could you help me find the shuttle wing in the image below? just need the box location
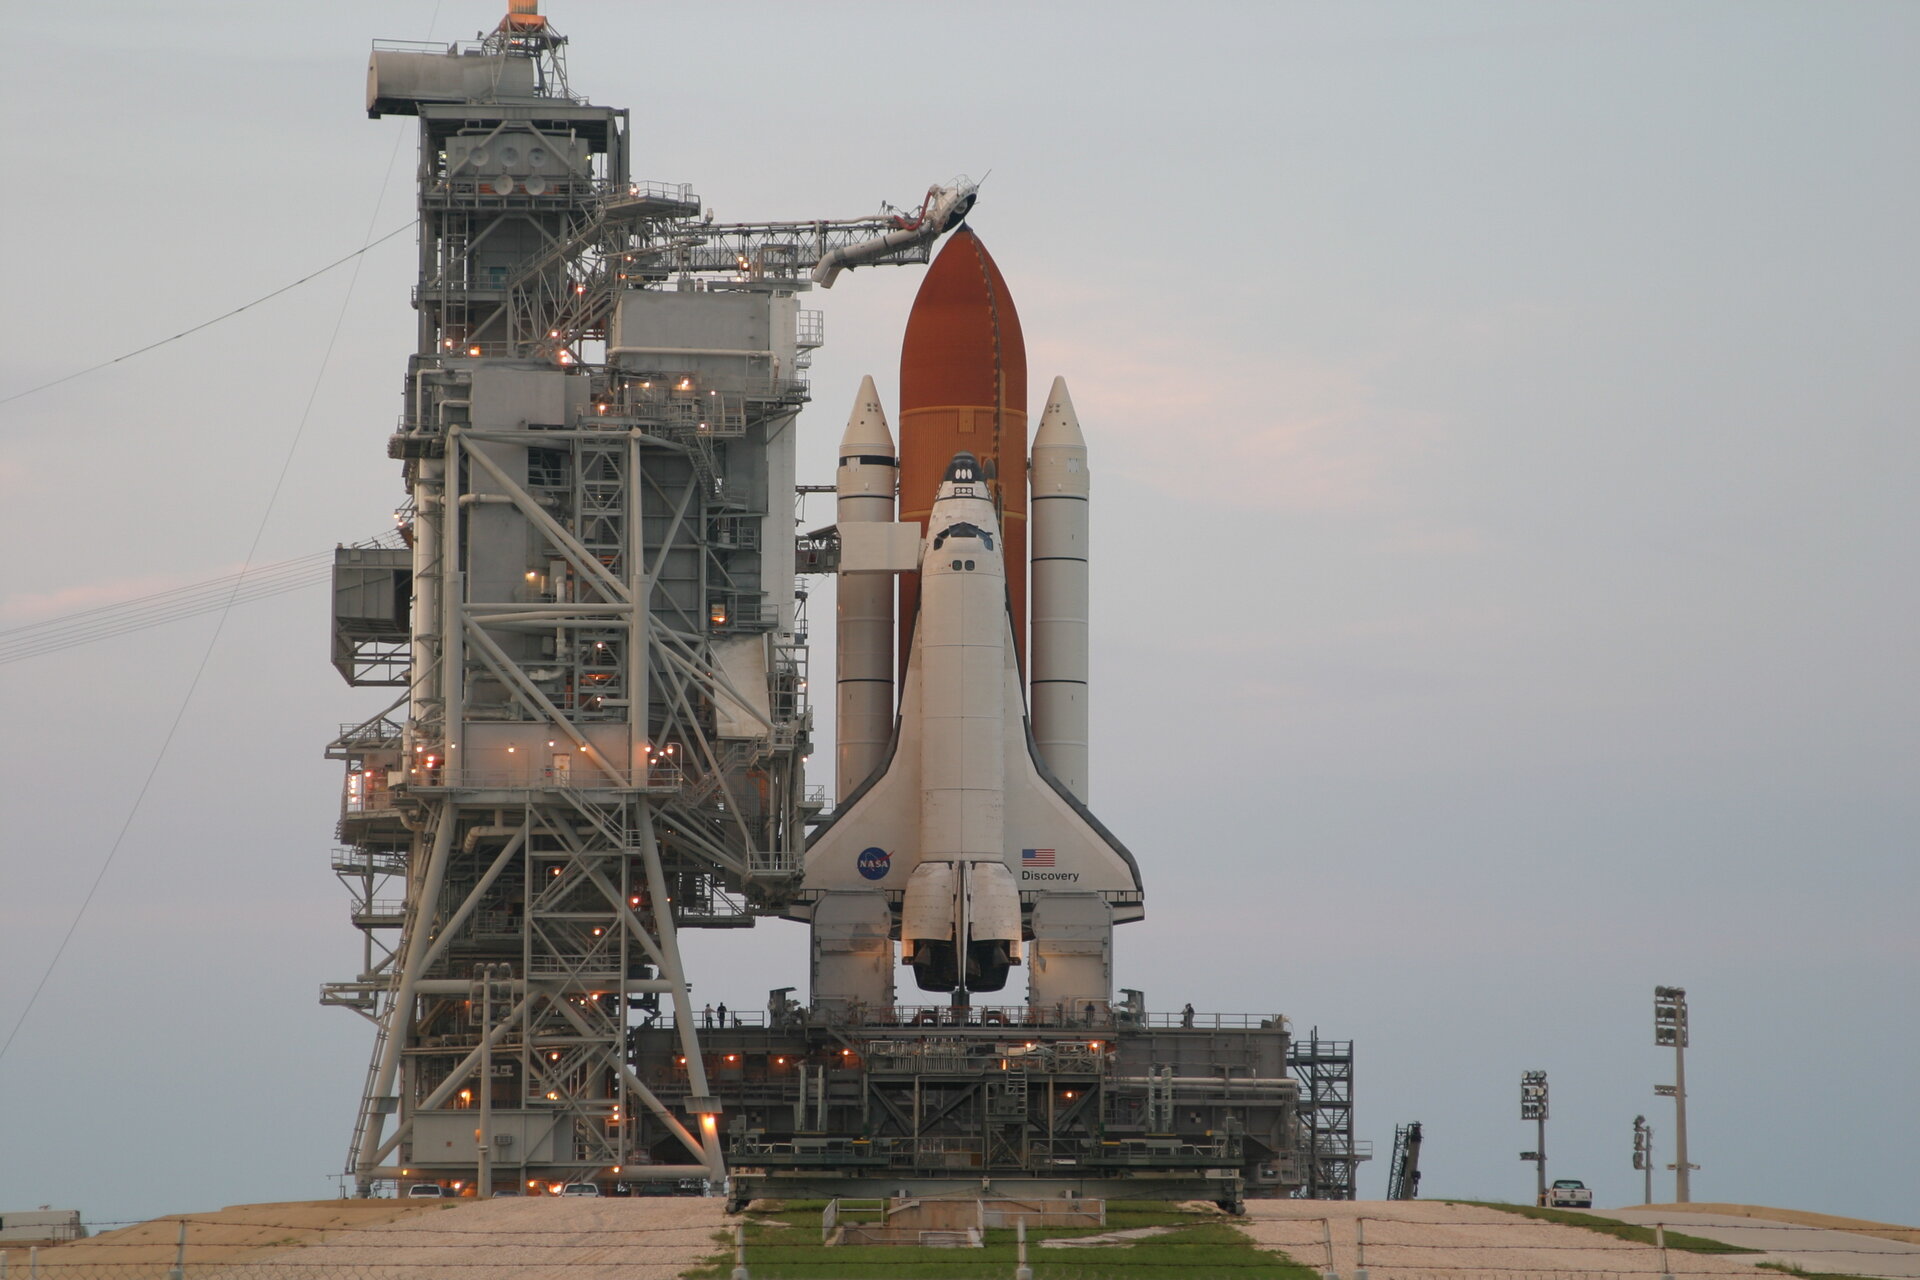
[796,606,1142,918]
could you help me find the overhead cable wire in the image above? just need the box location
[0,221,416,411]
[0,32,434,1065]
[0,533,401,665]
[0,549,332,637]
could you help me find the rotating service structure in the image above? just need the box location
[323,2,971,1197]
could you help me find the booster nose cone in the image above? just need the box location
[838,374,895,457]
[1031,377,1085,453]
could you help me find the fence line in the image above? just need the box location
[9,1207,1909,1280]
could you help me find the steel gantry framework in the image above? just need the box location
[324,5,972,1196]
[1288,1031,1365,1200]
[1386,1121,1423,1200]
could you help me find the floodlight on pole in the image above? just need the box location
[1519,1069,1548,1204]
[1654,985,1697,1202]
[1632,1114,1653,1205]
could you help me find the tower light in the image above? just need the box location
[1632,1114,1653,1205]
[1519,1069,1548,1205]
[1653,985,1698,1202]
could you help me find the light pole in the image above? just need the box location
[472,963,514,1199]
[1632,1114,1653,1205]
[1654,985,1697,1202]
[1520,1070,1548,1205]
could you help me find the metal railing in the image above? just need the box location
[658,1004,1301,1036]
[391,766,683,792]
[734,1132,1240,1167]
[424,177,597,202]
[417,176,697,208]
[371,36,482,54]
[330,849,407,876]
[333,717,404,749]
[616,179,699,205]
[525,953,627,977]
[744,849,802,878]
[349,900,407,926]
[341,780,399,815]
[1129,1010,1289,1029]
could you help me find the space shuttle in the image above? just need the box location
[794,230,1143,1015]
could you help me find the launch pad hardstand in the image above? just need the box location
[324,1,1355,1210]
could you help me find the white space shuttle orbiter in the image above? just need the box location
[798,445,1142,1011]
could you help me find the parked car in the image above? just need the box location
[1544,1178,1594,1209]
[561,1182,601,1197]
[405,1184,445,1199]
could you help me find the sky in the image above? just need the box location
[0,0,1914,1229]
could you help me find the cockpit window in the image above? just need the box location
[932,522,994,552]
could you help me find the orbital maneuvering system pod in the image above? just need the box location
[795,230,1142,1015]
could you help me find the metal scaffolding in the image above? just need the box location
[324,8,967,1197]
[1288,1030,1364,1200]
[1386,1121,1423,1200]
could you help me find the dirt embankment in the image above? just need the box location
[6,1201,447,1273]
[6,1197,727,1280]
[1631,1203,1920,1247]
[1242,1200,1792,1280]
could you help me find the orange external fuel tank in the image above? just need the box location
[896,228,1028,677]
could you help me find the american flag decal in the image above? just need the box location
[1022,848,1056,867]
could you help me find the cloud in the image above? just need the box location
[1025,296,1435,513]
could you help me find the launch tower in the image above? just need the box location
[324,3,971,1195]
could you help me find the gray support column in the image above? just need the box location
[356,811,458,1176]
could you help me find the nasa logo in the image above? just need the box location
[856,847,892,881]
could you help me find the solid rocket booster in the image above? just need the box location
[1029,377,1090,801]
[897,229,1028,678]
[834,376,896,801]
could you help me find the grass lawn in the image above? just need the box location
[685,1200,1318,1280]
[1445,1201,1761,1254]
[1756,1264,1865,1280]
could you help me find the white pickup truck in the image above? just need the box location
[1544,1178,1594,1209]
